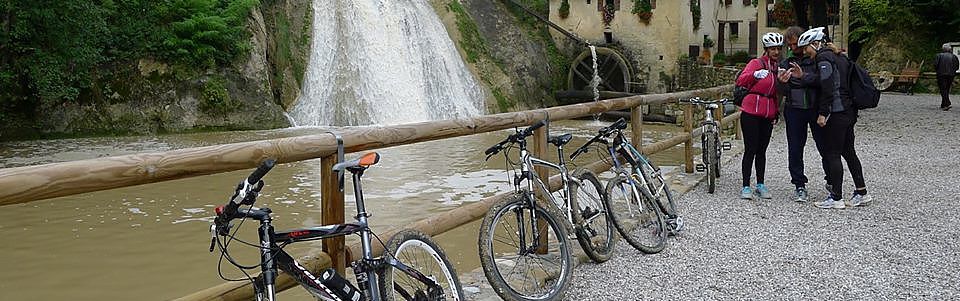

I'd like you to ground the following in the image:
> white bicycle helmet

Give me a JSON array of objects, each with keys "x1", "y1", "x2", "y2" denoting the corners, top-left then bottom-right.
[
  {"x1": 797, "y1": 27, "x2": 825, "y2": 47},
  {"x1": 761, "y1": 32, "x2": 784, "y2": 48}
]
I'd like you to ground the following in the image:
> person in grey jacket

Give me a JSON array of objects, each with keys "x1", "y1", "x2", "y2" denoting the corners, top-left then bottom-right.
[
  {"x1": 934, "y1": 43, "x2": 959, "y2": 110},
  {"x1": 793, "y1": 27, "x2": 871, "y2": 209},
  {"x1": 777, "y1": 26, "x2": 824, "y2": 202}
]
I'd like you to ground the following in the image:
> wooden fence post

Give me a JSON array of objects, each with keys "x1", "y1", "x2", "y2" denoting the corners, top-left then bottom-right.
[
  {"x1": 631, "y1": 105, "x2": 643, "y2": 151},
  {"x1": 532, "y1": 121, "x2": 550, "y2": 254},
  {"x1": 684, "y1": 103, "x2": 694, "y2": 173},
  {"x1": 320, "y1": 155, "x2": 346, "y2": 274},
  {"x1": 734, "y1": 112, "x2": 742, "y2": 140}
]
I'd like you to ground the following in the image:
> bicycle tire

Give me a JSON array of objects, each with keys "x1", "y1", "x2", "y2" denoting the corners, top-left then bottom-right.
[
  {"x1": 381, "y1": 229, "x2": 464, "y2": 301},
  {"x1": 570, "y1": 169, "x2": 615, "y2": 263},
  {"x1": 478, "y1": 194, "x2": 573, "y2": 301},
  {"x1": 604, "y1": 175, "x2": 667, "y2": 254},
  {"x1": 713, "y1": 133, "x2": 722, "y2": 179},
  {"x1": 639, "y1": 159, "x2": 677, "y2": 219},
  {"x1": 705, "y1": 132, "x2": 717, "y2": 194}
]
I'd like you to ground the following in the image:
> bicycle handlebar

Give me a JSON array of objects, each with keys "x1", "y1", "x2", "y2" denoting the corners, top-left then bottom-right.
[
  {"x1": 214, "y1": 159, "x2": 275, "y2": 230},
  {"x1": 680, "y1": 97, "x2": 729, "y2": 105},
  {"x1": 570, "y1": 118, "x2": 628, "y2": 159},
  {"x1": 484, "y1": 119, "x2": 548, "y2": 160}
]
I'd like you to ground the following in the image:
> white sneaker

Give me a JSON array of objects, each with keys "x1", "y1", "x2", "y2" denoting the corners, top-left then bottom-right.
[
  {"x1": 816, "y1": 196, "x2": 845, "y2": 209},
  {"x1": 847, "y1": 193, "x2": 873, "y2": 207}
]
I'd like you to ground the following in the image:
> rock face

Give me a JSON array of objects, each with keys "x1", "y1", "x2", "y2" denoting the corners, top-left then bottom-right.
[{"x1": 1, "y1": 1, "x2": 311, "y2": 140}]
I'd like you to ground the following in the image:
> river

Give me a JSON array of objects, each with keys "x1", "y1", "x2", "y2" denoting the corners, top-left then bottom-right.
[{"x1": 0, "y1": 119, "x2": 691, "y2": 300}]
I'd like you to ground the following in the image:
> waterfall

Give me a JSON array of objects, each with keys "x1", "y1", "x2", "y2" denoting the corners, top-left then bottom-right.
[{"x1": 288, "y1": 0, "x2": 485, "y2": 126}]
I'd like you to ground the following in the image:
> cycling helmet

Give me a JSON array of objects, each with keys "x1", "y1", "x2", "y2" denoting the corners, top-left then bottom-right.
[
  {"x1": 797, "y1": 27, "x2": 825, "y2": 47},
  {"x1": 761, "y1": 32, "x2": 784, "y2": 48}
]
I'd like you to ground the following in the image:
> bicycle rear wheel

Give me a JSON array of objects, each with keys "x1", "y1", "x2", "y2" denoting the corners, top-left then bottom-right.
[
  {"x1": 478, "y1": 194, "x2": 572, "y2": 301},
  {"x1": 381, "y1": 229, "x2": 464, "y2": 301},
  {"x1": 604, "y1": 175, "x2": 666, "y2": 254},
  {"x1": 570, "y1": 169, "x2": 615, "y2": 263}
]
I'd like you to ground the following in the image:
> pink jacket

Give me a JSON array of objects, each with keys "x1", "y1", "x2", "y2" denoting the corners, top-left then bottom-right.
[{"x1": 736, "y1": 56, "x2": 779, "y2": 119}]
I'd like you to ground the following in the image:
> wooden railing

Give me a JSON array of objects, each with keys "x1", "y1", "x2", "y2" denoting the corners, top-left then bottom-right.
[{"x1": 0, "y1": 85, "x2": 736, "y2": 301}]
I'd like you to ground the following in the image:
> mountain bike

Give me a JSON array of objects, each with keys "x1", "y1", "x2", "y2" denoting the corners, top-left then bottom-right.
[
  {"x1": 571, "y1": 118, "x2": 683, "y2": 254},
  {"x1": 680, "y1": 97, "x2": 732, "y2": 194},
  {"x1": 208, "y1": 155, "x2": 463, "y2": 301},
  {"x1": 478, "y1": 120, "x2": 582, "y2": 301}
]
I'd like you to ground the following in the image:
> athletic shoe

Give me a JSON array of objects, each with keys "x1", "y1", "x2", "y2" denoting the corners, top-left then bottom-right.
[
  {"x1": 847, "y1": 193, "x2": 873, "y2": 207},
  {"x1": 942, "y1": 106, "x2": 952, "y2": 111},
  {"x1": 795, "y1": 186, "x2": 808, "y2": 202},
  {"x1": 740, "y1": 186, "x2": 753, "y2": 200},
  {"x1": 755, "y1": 183, "x2": 772, "y2": 199},
  {"x1": 816, "y1": 195, "x2": 845, "y2": 209}
]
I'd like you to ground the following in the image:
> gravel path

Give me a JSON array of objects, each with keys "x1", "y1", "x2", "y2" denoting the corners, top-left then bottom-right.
[{"x1": 564, "y1": 93, "x2": 960, "y2": 300}]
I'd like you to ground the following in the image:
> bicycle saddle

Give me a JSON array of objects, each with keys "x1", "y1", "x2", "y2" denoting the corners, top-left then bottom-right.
[
  {"x1": 332, "y1": 152, "x2": 381, "y2": 173},
  {"x1": 548, "y1": 134, "x2": 573, "y2": 147}
]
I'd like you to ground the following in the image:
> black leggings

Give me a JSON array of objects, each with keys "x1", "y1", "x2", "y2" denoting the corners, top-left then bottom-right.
[
  {"x1": 740, "y1": 113, "x2": 774, "y2": 187},
  {"x1": 821, "y1": 112, "x2": 866, "y2": 198}
]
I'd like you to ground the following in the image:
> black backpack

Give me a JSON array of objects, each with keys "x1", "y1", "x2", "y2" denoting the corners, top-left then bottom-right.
[{"x1": 846, "y1": 59, "x2": 880, "y2": 109}]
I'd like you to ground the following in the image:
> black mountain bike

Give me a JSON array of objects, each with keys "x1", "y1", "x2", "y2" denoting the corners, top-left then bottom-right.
[
  {"x1": 680, "y1": 97, "x2": 733, "y2": 194},
  {"x1": 571, "y1": 118, "x2": 682, "y2": 254},
  {"x1": 208, "y1": 155, "x2": 463, "y2": 301},
  {"x1": 478, "y1": 120, "x2": 576, "y2": 301}
]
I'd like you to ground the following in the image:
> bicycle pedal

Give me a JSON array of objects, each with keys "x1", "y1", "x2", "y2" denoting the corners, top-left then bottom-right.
[
  {"x1": 722, "y1": 142, "x2": 732, "y2": 151},
  {"x1": 695, "y1": 164, "x2": 706, "y2": 172}
]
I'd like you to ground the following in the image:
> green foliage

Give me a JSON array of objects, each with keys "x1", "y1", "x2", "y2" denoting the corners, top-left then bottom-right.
[
  {"x1": 729, "y1": 51, "x2": 751, "y2": 64},
  {"x1": 689, "y1": 0, "x2": 701, "y2": 30},
  {"x1": 703, "y1": 36, "x2": 715, "y2": 49},
  {"x1": 851, "y1": 0, "x2": 959, "y2": 62},
  {"x1": 199, "y1": 77, "x2": 236, "y2": 114},
  {"x1": 492, "y1": 88, "x2": 513, "y2": 112},
  {"x1": 713, "y1": 52, "x2": 727, "y2": 66},
  {"x1": 0, "y1": 0, "x2": 261, "y2": 117},
  {"x1": 559, "y1": 0, "x2": 570, "y2": 19},
  {"x1": 632, "y1": 0, "x2": 653, "y2": 22},
  {"x1": 448, "y1": 1, "x2": 488, "y2": 64}
]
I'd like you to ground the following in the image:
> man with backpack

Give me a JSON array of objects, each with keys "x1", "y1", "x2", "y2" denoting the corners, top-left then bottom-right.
[
  {"x1": 776, "y1": 26, "x2": 825, "y2": 203},
  {"x1": 934, "y1": 43, "x2": 959, "y2": 111},
  {"x1": 793, "y1": 27, "x2": 872, "y2": 209}
]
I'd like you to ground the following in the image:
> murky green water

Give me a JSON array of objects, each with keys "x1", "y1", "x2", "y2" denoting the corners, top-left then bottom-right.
[{"x1": 0, "y1": 120, "x2": 689, "y2": 300}]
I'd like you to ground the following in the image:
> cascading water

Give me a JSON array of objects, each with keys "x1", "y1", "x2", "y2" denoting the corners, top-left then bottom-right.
[
  {"x1": 588, "y1": 45, "x2": 601, "y2": 121},
  {"x1": 288, "y1": 0, "x2": 485, "y2": 126}
]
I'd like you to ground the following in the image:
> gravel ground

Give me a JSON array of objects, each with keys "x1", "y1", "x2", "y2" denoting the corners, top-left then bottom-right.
[{"x1": 564, "y1": 93, "x2": 960, "y2": 300}]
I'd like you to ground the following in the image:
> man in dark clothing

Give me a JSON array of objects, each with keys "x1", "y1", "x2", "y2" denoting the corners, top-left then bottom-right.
[
  {"x1": 934, "y1": 43, "x2": 959, "y2": 110},
  {"x1": 776, "y1": 26, "x2": 825, "y2": 202},
  {"x1": 794, "y1": 27, "x2": 870, "y2": 209}
]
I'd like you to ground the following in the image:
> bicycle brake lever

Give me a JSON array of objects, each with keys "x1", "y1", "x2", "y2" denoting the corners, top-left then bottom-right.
[{"x1": 209, "y1": 224, "x2": 217, "y2": 252}]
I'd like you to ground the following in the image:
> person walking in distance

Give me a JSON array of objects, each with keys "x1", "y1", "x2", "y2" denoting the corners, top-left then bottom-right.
[
  {"x1": 777, "y1": 26, "x2": 824, "y2": 203},
  {"x1": 794, "y1": 27, "x2": 871, "y2": 209},
  {"x1": 934, "y1": 43, "x2": 959, "y2": 111},
  {"x1": 736, "y1": 32, "x2": 784, "y2": 200}
]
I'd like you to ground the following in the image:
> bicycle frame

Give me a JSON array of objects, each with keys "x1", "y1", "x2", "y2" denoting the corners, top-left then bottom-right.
[
  {"x1": 239, "y1": 171, "x2": 443, "y2": 301},
  {"x1": 605, "y1": 132, "x2": 656, "y2": 212}
]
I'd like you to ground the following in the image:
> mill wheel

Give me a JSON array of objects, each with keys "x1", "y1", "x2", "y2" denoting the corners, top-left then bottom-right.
[
  {"x1": 874, "y1": 70, "x2": 894, "y2": 91},
  {"x1": 568, "y1": 47, "x2": 633, "y2": 94}
]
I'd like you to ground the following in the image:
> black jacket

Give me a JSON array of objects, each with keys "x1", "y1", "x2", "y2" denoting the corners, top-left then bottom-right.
[
  {"x1": 813, "y1": 48, "x2": 852, "y2": 116},
  {"x1": 777, "y1": 55, "x2": 818, "y2": 110},
  {"x1": 934, "y1": 52, "x2": 959, "y2": 76}
]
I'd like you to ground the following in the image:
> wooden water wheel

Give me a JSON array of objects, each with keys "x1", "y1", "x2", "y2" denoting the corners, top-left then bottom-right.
[{"x1": 567, "y1": 47, "x2": 633, "y2": 94}]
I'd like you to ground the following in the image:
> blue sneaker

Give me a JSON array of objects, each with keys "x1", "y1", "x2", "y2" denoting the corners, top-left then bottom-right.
[
  {"x1": 740, "y1": 186, "x2": 753, "y2": 199},
  {"x1": 755, "y1": 183, "x2": 772, "y2": 199}
]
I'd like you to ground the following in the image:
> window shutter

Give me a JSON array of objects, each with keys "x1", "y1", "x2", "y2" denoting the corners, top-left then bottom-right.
[
  {"x1": 725, "y1": 0, "x2": 732, "y2": 5},
  {"x1": 743, "y1": 0, "x2": 752, "y2": 5},
  {"x1": 651, "y1": 0, "x2": 657, "y2": 9}
]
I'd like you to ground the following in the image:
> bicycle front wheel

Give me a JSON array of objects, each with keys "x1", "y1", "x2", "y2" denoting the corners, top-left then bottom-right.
[
  {"x1": 604, "y1": 175, "x2": 666, "y2": 254},
  {"x1": 381, "y1": 229, "x2": 464, "y2": 301},
  {"x1": 570, "y1": 169, "x2": 615, "y2": 263},
  {"x1": 478, "y1": 195, "x2": 573, "y2": 301},
  {"x1": 704, "y1": 132, "x2": 717, "y2": 193}
]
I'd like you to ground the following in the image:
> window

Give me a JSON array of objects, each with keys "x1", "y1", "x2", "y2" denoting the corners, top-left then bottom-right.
[
  {"x1": 743, "y1": 0, "x2": 751, "y2": 5},
  {"x1": 652, "y1": 0, "x2": 656, "y2": 9},
  {"x1": 724, "y1": 0, "x2": 732, "y2": 5},
  {"x1": 730, "y1": 22, "x2": 739, "y2": 37}
]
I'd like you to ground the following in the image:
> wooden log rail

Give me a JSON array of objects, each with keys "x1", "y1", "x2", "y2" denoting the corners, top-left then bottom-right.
[{"x1": 0, "y1": 85, "x2": 733, "y2": 301}]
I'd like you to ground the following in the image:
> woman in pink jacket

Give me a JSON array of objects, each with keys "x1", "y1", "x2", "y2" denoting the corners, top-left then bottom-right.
[{"x1": 735, "y1": 32, "x2": 789, "y2": 200}]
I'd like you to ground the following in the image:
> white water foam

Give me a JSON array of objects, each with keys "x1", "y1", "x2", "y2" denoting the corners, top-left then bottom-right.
[{"x1": 288, "y1": 0, "x2": 485, "y2": 126}]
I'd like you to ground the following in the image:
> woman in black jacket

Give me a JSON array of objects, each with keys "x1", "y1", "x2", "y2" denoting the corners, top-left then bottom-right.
[{"x1": 794, "y1": 27, "x2": 871, "y2": 209}]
